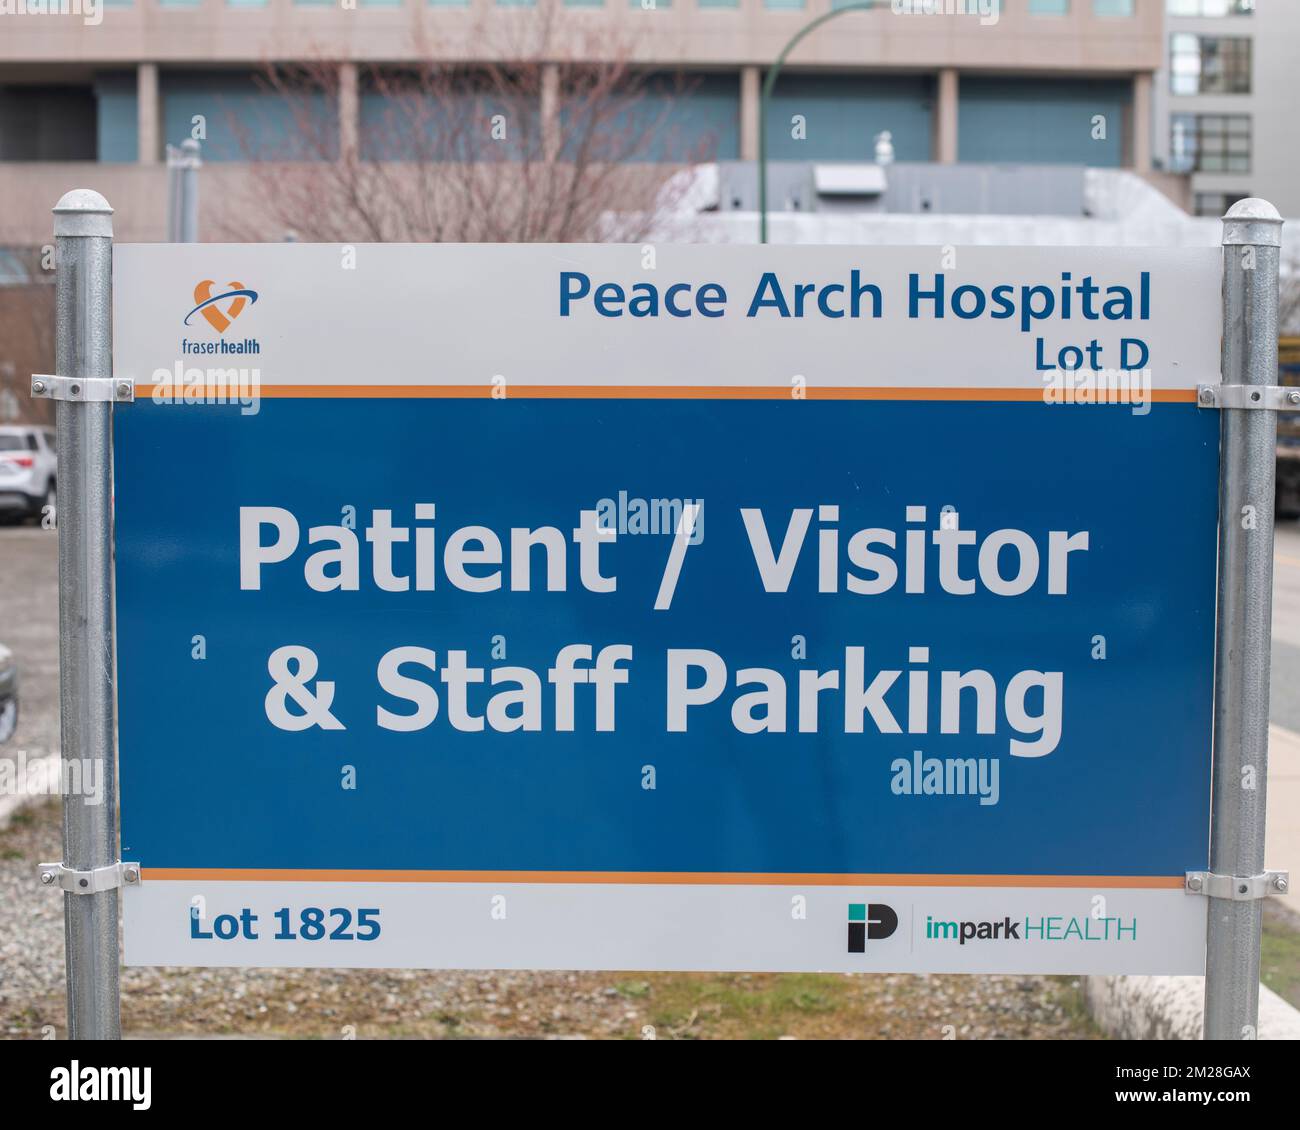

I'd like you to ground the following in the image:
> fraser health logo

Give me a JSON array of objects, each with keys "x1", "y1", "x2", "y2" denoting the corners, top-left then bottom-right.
[
  {"x1": 157, "y1": 278, "x2": 263, "y2": 414},
  {"x1": 846, "y1": 902, "x2": 898, "y2": 953},
  {"x1": 185, "y1": 279, "x2": 258, "y2": 335},
  {"x1": 181, "y1": 278, "x2": 261, "y2": 357}
]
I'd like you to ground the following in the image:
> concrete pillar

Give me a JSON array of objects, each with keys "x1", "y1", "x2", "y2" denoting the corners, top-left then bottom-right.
[
  {"x1": 935, "y1": 67, "x2": 958, "y2": 164},
  {"x1": 540, "y1": 63, "x2": 560, "y2": 162},
  {"x1": 1131, "y1": 71, "x2": 1152, "y2": 174},
  {"x1": 137, "y1": 63, "x2": 160, "y2": 165},
  {"x1": 339, "y1": 61, "x2": 360, "y2": 163},
  {"x1": 740, "y1": 65, "x2": 760, "y2": 162}
]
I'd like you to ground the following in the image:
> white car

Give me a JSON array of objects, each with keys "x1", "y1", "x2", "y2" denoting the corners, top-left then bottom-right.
[{"x1": 0, "y1": 425, "x2": 56, "y2": 521}]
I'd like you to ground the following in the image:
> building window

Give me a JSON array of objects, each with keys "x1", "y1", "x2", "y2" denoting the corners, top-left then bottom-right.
[
  {"x1": 1170, "y1": 34, "x2": 1251, "y2": 95},
  {"x1": 1093, "y1": 0, "x2": 1133, "y2": 15},
  {"x1": 1194, "y1": 191, "x2": 1249, "y2": 217},
  {"x1": 1029, "y1": 0, "x2": 1069, "y2": 13},
  {"x1": 698, "y1": 0, "x2": 738, "y2": 7},
  {"x1": 1168, "y1": 0, "x2": 1253, "y2": 16},
  {"x1": 1170, "y1": 113, "x2": 1250, "y2": 173},
  {"x1": 0, "y1": 86, "x2": 98, "y2": 160}
]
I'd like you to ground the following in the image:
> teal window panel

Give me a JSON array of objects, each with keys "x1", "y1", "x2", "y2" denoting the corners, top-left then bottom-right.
[
  {"x1": 95, "y1": 72, "x2": 139, "y2": 162},
  {"x1": 958, "y1": 77, "x2": 1129, "y2": 167},
  {"x1": 1028, "y1": 0, "x2": 1068, "y2": 14},
  {"x1": 360, "y1": 84, "x2": 543, "y2": 161},
  {"x1": 162, "y1": 71, "x2": 337, "y2": 161},
  {"x1": 1093, "y1": 0, "x2": 1134, "y2": 14},
  {"x1": 567, "y1": 72, "x2": 738, "y2": 162},
  {"x1": 764, "y1": 74, "x2": 933, "y2": 162},
  {"x1": 359, "y1": 71, "x2": 736, "y2": 164},
  {"x1": 698, "y1": 0, "x2": 738, "y2": 7}
]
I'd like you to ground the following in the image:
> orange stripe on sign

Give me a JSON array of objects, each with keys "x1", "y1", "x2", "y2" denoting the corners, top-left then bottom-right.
[
  {"x1": 139, "y1": 868, "x2": 1186, "y2": 889},
  {"x1": 132, "y1": 384, "x2": 1200, "y2": 403}
]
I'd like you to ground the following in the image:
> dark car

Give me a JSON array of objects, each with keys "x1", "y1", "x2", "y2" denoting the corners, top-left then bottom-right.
[{"x1": 0, "y1": 642, "x2": 16, "y2": 743}]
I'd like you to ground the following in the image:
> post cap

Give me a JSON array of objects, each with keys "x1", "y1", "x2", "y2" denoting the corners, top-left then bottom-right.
[
  {"x1": 1222, "y1": 197, "x2": 1283, "y2": 247},
  {"x1": 52, "y1": 189, "x2": 114, "y2": 238}
]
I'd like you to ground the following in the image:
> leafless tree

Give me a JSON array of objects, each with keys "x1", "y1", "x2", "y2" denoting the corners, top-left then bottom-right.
[
  {"x1": 219, "y1": 17, "x2": 715, "y2": 244},
  {"x1": 0, "y1": 247, "x2": 55, "y2": 426}
]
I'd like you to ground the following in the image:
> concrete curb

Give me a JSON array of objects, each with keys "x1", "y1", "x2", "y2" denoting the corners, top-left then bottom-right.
[{"x1": 1085, "y1": 973, "x2": 1300, "y2": 1040}]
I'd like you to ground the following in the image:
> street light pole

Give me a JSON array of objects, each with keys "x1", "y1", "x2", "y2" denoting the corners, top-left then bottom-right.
[{"x1": 758, "y1": 1, "x2": 878, "y2": 244}]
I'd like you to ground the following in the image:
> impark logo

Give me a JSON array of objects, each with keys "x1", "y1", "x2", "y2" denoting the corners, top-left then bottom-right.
[
  {"x1": 185, "y1": 279, "x2": 258, "y2": 334},
  {"x1": 847, "y1": 902, "x2": 898, "y2": 953}
]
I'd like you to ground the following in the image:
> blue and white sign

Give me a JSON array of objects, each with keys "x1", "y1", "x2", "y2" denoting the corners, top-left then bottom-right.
[{"x1": 114, "y1": 245, "x2": 1220, "y2": 973}]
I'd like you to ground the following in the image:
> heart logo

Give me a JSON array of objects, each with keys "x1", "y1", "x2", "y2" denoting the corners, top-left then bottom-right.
[{"x1": 187, "y1": 280, "x2": 257, "y2": 334}]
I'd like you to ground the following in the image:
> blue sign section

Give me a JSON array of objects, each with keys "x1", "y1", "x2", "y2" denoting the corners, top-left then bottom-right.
[{"x1": 114, "y1": 398, "x2": 1218, "y2": 877}]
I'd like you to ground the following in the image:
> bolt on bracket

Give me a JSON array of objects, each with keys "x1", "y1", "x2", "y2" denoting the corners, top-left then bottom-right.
[
  {"x1": 38, "y1": 861, "x2": 141, "y2": 894},
  {"x1": 1197, "y1": 383, "x2": 1300, "y2": 410},
  {"x1": 31, "y1": 374, "x2": 134, "y2": 404},
  {"x1": 1185, "y1": 869, "x2": 1289, "y2": 900}
]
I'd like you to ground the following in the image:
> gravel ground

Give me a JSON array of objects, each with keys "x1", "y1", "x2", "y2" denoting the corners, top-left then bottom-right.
[
  {"x1": 0, "y1": 526, "x2": 1099, "y2": 1040},
  {"x1": 0, "y1": 526, "x2": 60, "y2": 763},
  {"x1": 1, "y1": 802, "x2": 1096, "y2": 1040}
]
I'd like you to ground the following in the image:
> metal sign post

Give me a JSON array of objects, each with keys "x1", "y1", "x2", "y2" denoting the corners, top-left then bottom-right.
[
  {"x1": 1203, "y1": 199, "x2": 1287, "y2": 1040},
  {"x1": 34, "y1": 190, "x2": 132, "y2": 1039},
  {"x1": 165, "y1": 139, "x2": 201, "y2": 243}
]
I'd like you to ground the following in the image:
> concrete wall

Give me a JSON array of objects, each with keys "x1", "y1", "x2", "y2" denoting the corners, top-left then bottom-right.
[
  {"x1": 1085, "y1": 973, "x2": 1300, "y2": 1041},
  {"x1": 0, "y1": 1, "x2": 1164, "y2": 70}
]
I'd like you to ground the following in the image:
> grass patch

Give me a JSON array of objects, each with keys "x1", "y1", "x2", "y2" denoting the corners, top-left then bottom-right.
[
  {"x1": 640, "y1": 973, "x2": 856, "y2": 1040},
  {"x1": 1262, "y1": 899, "x2": 1300, "y2": 1009}
]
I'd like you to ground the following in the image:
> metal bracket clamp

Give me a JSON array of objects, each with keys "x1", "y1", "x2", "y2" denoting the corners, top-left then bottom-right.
[
  {"x1": 1186, "y1": 870, "x2": 1289, "y2": 900},
  {"x1": 1197, "y1": 383, "x2": 1300, "y2": 410},
  {"x1": 31, "y1": 374, "x2": 134, "y2": 404},
  {"x1": 38, "y1": 861, "x2": 141, "y2": 894}
]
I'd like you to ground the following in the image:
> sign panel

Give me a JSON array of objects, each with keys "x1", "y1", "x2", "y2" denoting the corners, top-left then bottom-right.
[{"x1": 114, "y1": 245, "x2": 1220, "y2": 973}]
